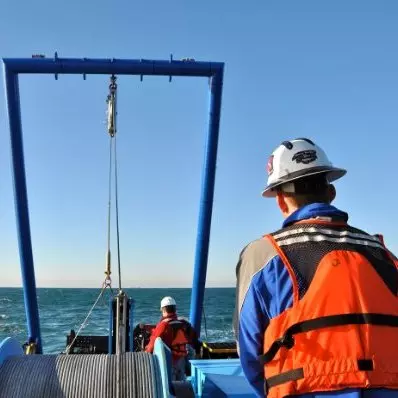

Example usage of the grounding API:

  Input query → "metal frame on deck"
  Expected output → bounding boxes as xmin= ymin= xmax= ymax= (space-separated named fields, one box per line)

xmin=2 ymin=55 xmax=224 ymax=353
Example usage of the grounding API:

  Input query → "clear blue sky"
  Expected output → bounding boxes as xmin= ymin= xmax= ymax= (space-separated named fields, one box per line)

xmin=1 ymin=1 xmax=398 ymax=288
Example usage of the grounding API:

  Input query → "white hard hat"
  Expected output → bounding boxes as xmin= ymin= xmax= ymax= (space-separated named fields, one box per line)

xmin=262 ymin=138 xmax=346 ymax=198
xmin=160 ymin=296 xmax=176 ymax=309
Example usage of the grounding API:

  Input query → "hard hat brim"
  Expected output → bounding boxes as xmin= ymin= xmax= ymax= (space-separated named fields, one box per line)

xmin=261 ymin=166 xmax=347 ymax=198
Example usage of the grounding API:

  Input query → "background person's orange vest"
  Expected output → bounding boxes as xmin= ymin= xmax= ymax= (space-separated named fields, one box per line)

xmin=162 ymin=318 xmax=190 ymax=359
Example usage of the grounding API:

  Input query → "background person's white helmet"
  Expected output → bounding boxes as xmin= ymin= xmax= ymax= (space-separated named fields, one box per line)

xmin=262 ymin=138 xmax=346 ymax=198
xmin=160 ymin=296 xmax=176 ymax=309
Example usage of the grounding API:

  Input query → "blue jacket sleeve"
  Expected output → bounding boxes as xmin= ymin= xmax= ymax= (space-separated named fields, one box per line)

xmin=238 ymin=281 xmax=270 ymax=397
xmin=238 ymin=255 xmax=294 ymax=397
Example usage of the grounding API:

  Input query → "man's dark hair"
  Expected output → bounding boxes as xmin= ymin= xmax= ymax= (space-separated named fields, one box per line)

xmin=279 ymin=174 xmax=331 ymax=206
xmin=164 ymin=305 xmax=176 ymax=314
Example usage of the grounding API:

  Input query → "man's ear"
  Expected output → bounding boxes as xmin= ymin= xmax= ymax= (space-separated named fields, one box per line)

xmin=277 ymin=191 xmax=289 ymax=214
xmin=328 ymin=184 xmax=336 ymax=203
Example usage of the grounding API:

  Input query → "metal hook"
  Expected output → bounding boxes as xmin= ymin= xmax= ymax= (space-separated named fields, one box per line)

xmin=109 ymin=74 xmax=117 ymax=95
xmin=83 ymin=58 xmax=87 ymax=80
xmin=139 ymin=58 xmax=144 ymax=81
xmin=54 ymin=51 xmax=59 ymax=80
xmin=169 ymin=53 xmax=173 ymax=82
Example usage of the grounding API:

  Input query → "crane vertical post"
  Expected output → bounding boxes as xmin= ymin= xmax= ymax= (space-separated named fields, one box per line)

xmin=189 ymin=68 xmax=224 ymax=334
xmin=3 ymin=66 xmax=42 ymax=353
xmin=108 ymin=295 xmax=114 ymax=354
xmin=129 ymin=298 xmax=134 ymax=351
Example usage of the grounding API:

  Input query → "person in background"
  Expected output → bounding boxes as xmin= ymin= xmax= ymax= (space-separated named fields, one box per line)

xmin=145 ymin=296 xmax=201 ymax=381
xmin=234 ymin=137 xmax=398 ymax=397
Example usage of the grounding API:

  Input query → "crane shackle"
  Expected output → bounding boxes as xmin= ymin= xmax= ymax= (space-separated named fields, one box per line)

xmin=106 ymin=75 xmax=117 ymax=137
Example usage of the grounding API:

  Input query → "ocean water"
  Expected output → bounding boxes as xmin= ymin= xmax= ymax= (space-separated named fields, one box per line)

xmin=0 ymin=287 xmax=236 ymax=354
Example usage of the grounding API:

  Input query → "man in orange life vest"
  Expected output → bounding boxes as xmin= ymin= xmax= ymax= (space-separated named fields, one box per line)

xmin=234 ymin=138 xmax=398 ymax=397
xmin=145 ymin=296 xmax=201 ymax=381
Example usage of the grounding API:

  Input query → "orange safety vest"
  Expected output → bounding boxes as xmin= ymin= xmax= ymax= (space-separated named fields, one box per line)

xmin=162 ymin=317 xmax=190 ymax=358
xmin=259 ymin=220 xmax=398 ymax=398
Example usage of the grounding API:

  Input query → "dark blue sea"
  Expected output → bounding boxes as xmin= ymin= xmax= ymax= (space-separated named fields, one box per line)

xmin=0 ymin=288 xmax=235 ymax=353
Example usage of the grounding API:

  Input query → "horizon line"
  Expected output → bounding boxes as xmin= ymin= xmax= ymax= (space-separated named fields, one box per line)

xmin=0 ymin=285 xmax=235 ymax=289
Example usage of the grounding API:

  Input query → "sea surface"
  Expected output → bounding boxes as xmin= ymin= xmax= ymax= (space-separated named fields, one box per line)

xmin=0 ymin=287 xmax=235 ymax=353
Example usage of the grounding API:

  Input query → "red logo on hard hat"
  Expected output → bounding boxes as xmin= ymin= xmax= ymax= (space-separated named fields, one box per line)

xmin=267 ymin=155 xmax=274 ymax=175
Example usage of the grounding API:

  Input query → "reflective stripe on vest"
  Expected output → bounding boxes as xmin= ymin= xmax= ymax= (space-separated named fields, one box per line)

xmin=259 ymin=221 xmax=398 ymax=398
